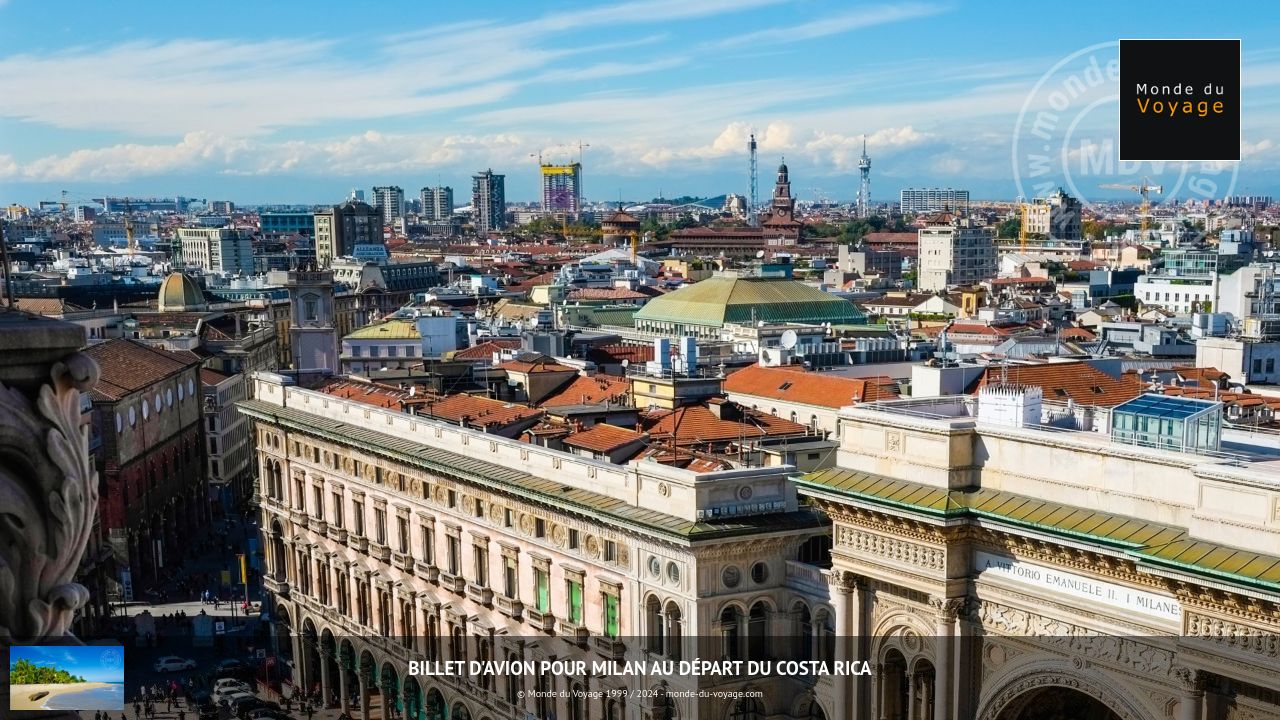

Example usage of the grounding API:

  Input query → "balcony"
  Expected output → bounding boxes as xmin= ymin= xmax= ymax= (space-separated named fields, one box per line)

xmin=593 ymin=636 xmax=625 ymax=661
xmin=466 ymin=583 xmax=494 ymax=607
xmin=524 ymin=608 xmax=556 ymax=633
xmin=416 ymin=562 xmax=439 ymax=583
xmin=558 ymin=619 xmax=589 ymax=647
xmin=495 ymin=595 xmax=523 ymax=621
xmin=369 ymin=542 xmax=392 ymax=563
xmin=289 ymin=508 xmax=307 ymax=525
xmin=327 ymin=526 xmax=348 ymax=543
xmin=439 ymin=571 xmax=466 ymax=595
xmin=785 ymin=560 xmax=830 ymax=597
xmin=349 ymin=535 xmax=369 ymax=553
xmin=394 ymin=552 xmax=415 ymax=573
xmin=308 ymin=518 xmax=328 ymax=534
xmin=263 ymin=573 xmax=290 ymax=597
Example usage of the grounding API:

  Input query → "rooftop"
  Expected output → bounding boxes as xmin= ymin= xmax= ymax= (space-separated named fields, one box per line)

xmin=343 ymin=318 xmax=421 ymax=341
xmin=723 ymin=364 xmax=899 ymax=409
xmin=83 ymin=338 xmax=201 ymax=401
xmin=633 ymin=274 xmax=866 ymax=328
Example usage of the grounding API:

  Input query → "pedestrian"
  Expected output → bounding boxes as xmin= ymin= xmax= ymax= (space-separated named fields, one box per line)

xmin=307 ymin=703 xmax=315 ymax=720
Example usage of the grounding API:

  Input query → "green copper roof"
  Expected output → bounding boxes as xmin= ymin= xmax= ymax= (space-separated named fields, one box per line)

xmin=343 ymin=319 xmax=421 ymax=340
xmin=634 ymin=275 xmax=866 ymax=328
xmin=239 ymin=399 xmax=822 ymax=543
xmin=798 ymin=467 xmax=1280 ymax=594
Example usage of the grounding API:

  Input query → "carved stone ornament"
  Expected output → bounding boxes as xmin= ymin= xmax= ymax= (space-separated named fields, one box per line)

xmin=0 ymin=312 xmax=101 ymax=643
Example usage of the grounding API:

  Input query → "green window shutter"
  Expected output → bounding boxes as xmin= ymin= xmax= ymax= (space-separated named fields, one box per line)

xmin=569 ymin=581 xmax=583 ymax=624
xmin=536 ymin=570 xmax=550 ymax=612
xmin=605 ymin=594 xmax=620 ymax=638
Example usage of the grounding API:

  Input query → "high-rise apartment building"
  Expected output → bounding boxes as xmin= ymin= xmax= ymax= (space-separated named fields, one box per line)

xmin=540 ymin=163 xmax=581 ymax=215
xmin=900 ymin=188 xmax=970 ymax=214
xmin=917 ymin=214 xmax=997 ymax=291
xmin=472 ymin=169 xmax=506 ymax=234
xmin=421 ymin=186 xmax=454 ymax=221
xmin=1022 ymin=188 xmax=1082 ymax=243
xmin=313 ymin=200 xmax=383 ymax=267
xmin=372 ymin=186 xmax=405 ymax=226
xmin=176 ymin=226 xmax=254 ymax=275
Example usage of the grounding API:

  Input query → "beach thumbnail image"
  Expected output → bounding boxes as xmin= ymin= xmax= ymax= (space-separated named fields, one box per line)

xmin=9 ymin=645 xmax=125 ymax=711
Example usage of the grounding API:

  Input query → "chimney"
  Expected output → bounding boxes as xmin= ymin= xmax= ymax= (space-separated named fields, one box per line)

xmin=977 ymin=384 xmax=1042 ymax=428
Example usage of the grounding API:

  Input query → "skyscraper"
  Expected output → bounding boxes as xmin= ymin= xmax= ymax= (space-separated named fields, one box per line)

xmin=313 ymin=200 xmax=383 ymax=267
xmin=540 ymin=162 xmax=581 ymax=215
xmin=421 ymin=186 xmax=454 ymax=221
xmin=372 ymin=186 xmax=404 ymax=225
xmin=472 ymin=169 xmax=506 ymax=234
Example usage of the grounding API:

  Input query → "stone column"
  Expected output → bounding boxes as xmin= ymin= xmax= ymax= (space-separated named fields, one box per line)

xmin=290 ymin=623 xmax=306 ymax=695
xmin=875 ymin=664 xmax=889 ymax=720
xmin=824 ymin=570 xmax=854 ymax=720
xmin=319 ymin=641 xmax=331 ymax=709
xmin=929 ymin=596 xmax=961 ymax=720
xmin=1176 ymin=667 xmax=1204 ymax=720
xmin=359 ymin=668 xmax=371 ymax=720
xmin=850 ymin=578 xmax=868 ymax=719
xmin=0 ymin=311 xmax=101 ymax=717
xmin=339 ymin=657 xmax=350 ymax=715
xmin=905 ymin=671 xmax=918 ymax=720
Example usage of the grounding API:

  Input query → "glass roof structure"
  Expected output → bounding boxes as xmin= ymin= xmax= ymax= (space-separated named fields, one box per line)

xmin=1110 ymin=393 xmax=1222 ymax=454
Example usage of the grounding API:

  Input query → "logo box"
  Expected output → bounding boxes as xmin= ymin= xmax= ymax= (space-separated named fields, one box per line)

xmin=1119 ymin=39 xmax=1240 ymax=161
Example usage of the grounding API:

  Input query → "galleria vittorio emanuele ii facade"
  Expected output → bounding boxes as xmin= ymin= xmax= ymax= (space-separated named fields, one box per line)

xmin=244 ymin=373 xmax=1280 ymax=720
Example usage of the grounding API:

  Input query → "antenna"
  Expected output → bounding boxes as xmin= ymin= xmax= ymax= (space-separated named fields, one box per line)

xmin=748 ymin=132 xmax=759 ymax=227
xmin=857 ymin=134 xmax=871 ymax=219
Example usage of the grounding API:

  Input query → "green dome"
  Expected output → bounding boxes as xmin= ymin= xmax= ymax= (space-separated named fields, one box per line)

xmin=158 ymin=272 xmax=206 ymax=312
xmin=634 ymin=274 xmax=865 ymax=329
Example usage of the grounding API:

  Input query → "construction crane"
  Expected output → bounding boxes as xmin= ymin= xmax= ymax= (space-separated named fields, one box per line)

xmin=1019 ymin=202 xmax=1029 ymax=252
xmin=1099 ymin=177 xmax=1162 ymax=241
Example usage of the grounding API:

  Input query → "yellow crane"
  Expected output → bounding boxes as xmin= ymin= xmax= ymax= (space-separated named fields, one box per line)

xmin=1019 ymin=202 xmax=1029 ymax=252
xmin=1099 ymin=177 xmax=1162 ymax=241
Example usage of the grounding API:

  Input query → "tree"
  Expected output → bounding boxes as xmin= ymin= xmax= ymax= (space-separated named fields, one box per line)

xmin=996 ymin=218 xmax=1021 ymax=239
xmin=9 ymin=658 xmax=87 ymax=685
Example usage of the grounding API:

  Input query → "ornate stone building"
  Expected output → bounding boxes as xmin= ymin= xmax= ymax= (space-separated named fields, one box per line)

xmin=798 ymin=386 xmax=1280 ymax=720
xmin=242 ymin=372 xmax=840 ymax=720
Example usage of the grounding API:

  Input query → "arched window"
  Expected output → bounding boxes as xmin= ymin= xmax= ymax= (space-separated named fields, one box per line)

xmin=452 ymin=703 xmax=472 ymax=720
xmin=664 ymin=601 xmax=683 ymax=661
xmin=815 ymin=610 xmax=834 ymax=665
xmin=646 ymin=596 xmax=664 ymax=654
xmin=569 ymin=682 xmax=586 ymax=720
xmin=790 ymin=411 xmax=798 ymax=423
xmin=793 ymin=602 xmax=812 ymax=662
xmin=729 ymin=698 xmax=762 ymax=720
xmin=652 ymin=687 xmax=676 ymax=720
xmin=719 ymin=606 xmax=743 ymax=662
xmin=748 ymin=602 xmax=769 ymax=661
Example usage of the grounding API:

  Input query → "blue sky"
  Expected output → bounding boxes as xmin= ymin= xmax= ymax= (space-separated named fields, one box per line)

xmin=0 ymin=0 xmax=1278 ymax=206
xmin=10 ymin=646 xmax=125 ymax=684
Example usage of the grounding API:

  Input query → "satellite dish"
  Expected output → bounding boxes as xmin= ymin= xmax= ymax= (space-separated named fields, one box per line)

xmin=780 ymin=329 xmax=799 ymax=350
xmin=621 ymin=359 xmax=630 ymax=368
xmin=755 ymin=250 xmax=766 ymax=259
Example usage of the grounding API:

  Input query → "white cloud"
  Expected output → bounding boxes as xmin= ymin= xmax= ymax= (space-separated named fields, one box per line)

xmin=0 ymin=0 xmax=777 ymax=139
xmin=711 ymin=3 xmax=948 ymax=49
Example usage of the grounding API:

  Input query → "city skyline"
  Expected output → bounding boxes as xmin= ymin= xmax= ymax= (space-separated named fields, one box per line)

xmin=1 ymin=0 xmax=1278 ymax=205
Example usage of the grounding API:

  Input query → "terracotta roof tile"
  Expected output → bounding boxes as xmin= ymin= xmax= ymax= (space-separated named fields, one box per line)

xmin=723 ymin=364 xmax=899 ymax=409
xmin=539 ymin=374 xmax=633 ymax=408
xmin=497 ymin=356 xmax=576 ymax=374
xmin=968 ymin=361 xmax=1143 ymax=407
xmin=640 ymin=404 xmax=810 ymax=445
xmin=413 ymin=393 xmax=543 ymax=428
xmin=452 ymin=339 xmax=522 ymax=361
xmin=563 ymin=423 xmax=648 ymax=453
xmin=83 ymin=338 xmax=201 ymax=401
xmin=320 ymin=379 xmax=411 ymax=409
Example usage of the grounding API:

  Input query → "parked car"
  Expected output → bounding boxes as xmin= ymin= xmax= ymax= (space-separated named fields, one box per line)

xmin=214 ymin=678 xmax=251 ymax=694
xmin=194 ymin=695 xmax=219 ymax=720
xmin=214 ymin=688 xmax=255 ymax=707
xmin=154 ymin=656 xmax=197 ymax=673
xmin=232 ymin=696 xmax=279 ymax=720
